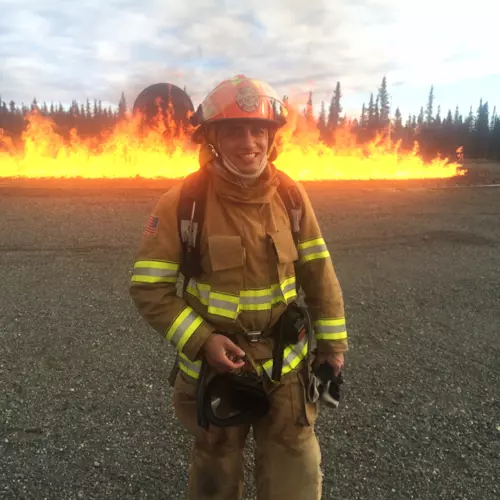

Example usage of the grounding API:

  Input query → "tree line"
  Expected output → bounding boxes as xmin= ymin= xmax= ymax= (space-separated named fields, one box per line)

xmin=1 ymin=78 xmax=499 ymax=162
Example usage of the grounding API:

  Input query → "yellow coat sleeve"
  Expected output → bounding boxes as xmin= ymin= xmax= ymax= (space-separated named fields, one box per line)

xmin=295 ymin=183 xmax=348 ymax=355
xmin=128 ymin=186 xmax=214 ymax=362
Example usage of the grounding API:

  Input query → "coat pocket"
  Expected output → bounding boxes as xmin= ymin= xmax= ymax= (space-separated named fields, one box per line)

xmin=207 ymin=235 xmax=244 ymax=319
xmin=208 ymin=235 xmax=244 ymax=272
xmin=268 ymin=229 xmax=299 ymax=264
xmin=267 ymin=230 xmax=298 ymax=304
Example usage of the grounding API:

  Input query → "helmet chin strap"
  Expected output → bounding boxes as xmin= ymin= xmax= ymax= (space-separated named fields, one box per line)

xmin=216 ymin=147 xmax=268 ymax=181
xmin=210 ymin=127 xmax=275 ymax=181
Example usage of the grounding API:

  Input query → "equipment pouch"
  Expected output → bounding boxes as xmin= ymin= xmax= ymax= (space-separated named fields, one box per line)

xmin=274 ymin=301 xmax=309 ymax=345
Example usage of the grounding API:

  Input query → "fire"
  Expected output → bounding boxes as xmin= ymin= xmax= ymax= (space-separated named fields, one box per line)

xmin=0 ymin=106 xmax=464 ymax=181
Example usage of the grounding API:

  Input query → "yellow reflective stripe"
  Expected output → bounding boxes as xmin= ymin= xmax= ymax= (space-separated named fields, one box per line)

xmin=281 ymin=338 xmax=308 ymax=375
xmin=131 ymin=260 xmax=179 ymax=284
xmin=178 ymin=338 xmax=308 ymax=381
xmin=187 ymin=278 xmax=297 ymax=316
xmin=210 ymin=291 xmax=239 ymax=304
xmin=314 ymin=318 xmax=347 ymax=340
xmin=178 ymin=353 xmax=201 ymax=379
xmin=301 ymin=251 xmax=330 ymax=263
xmin=131 ymin=260 xmax=179 ymax=283
xmin=281 ymin=276 xmax=297 ymax=302
xmin=298 ymin=238 xmax=324 ymax=250
xmin=187 ymin=279 xmax=210 ymax=305
xmin=208 ymin=291 xmax=239 ymax=319
xmin=298 ymin=237 xmax=330 ymax=263
xmin=131 ymin=275 xmax=177 ymax=284
xmin=261 ymin=337 xmax=308 ymax=380
xmin=240 ymin=288 xmax=270 ymax=297
xmin=316 ymin=331 xmax=347 ymax=340
xmin=134 ymin=260 xmax=179 ymax=270
xmin=165 ymin=307 xmax=203 ymax=352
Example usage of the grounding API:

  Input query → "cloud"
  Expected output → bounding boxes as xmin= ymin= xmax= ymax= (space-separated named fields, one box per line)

xmin=0 ymin=0 xmax=498 ymax=113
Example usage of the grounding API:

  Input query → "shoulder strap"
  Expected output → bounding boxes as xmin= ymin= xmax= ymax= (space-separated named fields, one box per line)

xmin=275 ymin=170 xmax=303 ymax=245
xmin=176 ymin=167 xmax=304 ymax=293
xmin=177 ymin=167 xmax=209 ymax=292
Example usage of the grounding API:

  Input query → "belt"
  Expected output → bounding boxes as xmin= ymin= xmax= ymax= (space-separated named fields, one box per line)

xmin=215 ymin=329 xmax=268 ymax=343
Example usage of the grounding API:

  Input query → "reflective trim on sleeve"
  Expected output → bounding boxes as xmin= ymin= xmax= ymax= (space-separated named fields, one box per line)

xmin=165 ymin=306 xmax=203 ymax=352
xmin=314 ymin=318 xmax=347 ymax=340
xmin=178 ymin=353 xmax=202 ymax=379
xmin=131 ymin=260 xmax=179 ymax=284
xmin=298 ymin=238 xmax=330 ymax=263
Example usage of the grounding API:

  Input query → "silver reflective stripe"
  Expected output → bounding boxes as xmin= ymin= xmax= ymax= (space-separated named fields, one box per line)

xmin=169 ymin=310 xmax=201 ymax=347
xmin=281 ymin=279 xmax=296 ymax=297
xmin=209 ymin=297 xmax=239 ymax=314
xmin=134 ymin=266 xmax=177 ymax=278
xmin=240 ymin=294 xmax=271 ymax=305
xmin=178 ymin=354 xmax=201 ymax=378
xmin=263 ymin=337 xmax=308 ymax=379
xmin=283 ymin=336 xmax=308 ymax=367
xmin=315 ymin=323 xmax=346 ymax=334
xmin=300 ymin=242 xmax=328 ymax=257
xmin=187 ymin=278 xmax=210 ymax=304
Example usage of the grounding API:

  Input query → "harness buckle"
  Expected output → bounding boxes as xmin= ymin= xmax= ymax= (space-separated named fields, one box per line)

xmin=245 ymin=330 xmax=263 ymax=343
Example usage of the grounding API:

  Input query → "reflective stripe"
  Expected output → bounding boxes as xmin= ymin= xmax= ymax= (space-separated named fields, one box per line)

xmin=165 ymin=307 xmax=203 ymax=352
xmin=131 ymin=260 xmax=179 ymax=284
xmin=186 ymin=277 xmax=297 ymax=318
xmin=298 ymin=238 xmax=330 ymax=263
xmin=187 ymin=279 xmax=210 ymax=304
xmin=209 ymin=292 xmax=239 ymax=319
xmin=280 ymin=276 xmax=297 ymax=302
xmin=240 ymin=289 xmax=272 ymax=311
xmin=314 ymin=318 xmax=347 ymax=340
xmin=180 ymin=337 xmax=308 ymax=381
xmin=178 ymin=353 xmax=202 ymax=378
xmin=260 ymin=336 xmax=308 ymax=380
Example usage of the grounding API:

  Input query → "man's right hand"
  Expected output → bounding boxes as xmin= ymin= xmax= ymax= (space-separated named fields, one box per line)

xmin=201 ymin=333 xmax=246 ymax=373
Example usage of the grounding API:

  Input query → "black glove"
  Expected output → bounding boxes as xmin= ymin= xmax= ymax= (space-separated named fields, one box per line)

xmin=313 ymin=362 xmax=344 ymax=408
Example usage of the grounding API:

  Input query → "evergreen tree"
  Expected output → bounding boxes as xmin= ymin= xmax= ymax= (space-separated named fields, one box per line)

xmin=394 ymin=107 xmax=402 ymax=129
xmin=317 ymin=100 xmax=327 ymax=136
xmin=327 ymin=82 xmax=342 ymax=131
xmin=445 ymin=109 xmax=453 ymax=126
xmin=417 ymin=107 xmax=424 ymax=127
xmin=368 ymin=93 xmax=375 ymax=127
xmin=305 ymin=91 xmax=314 ymax=123
xmin=377 ymin=76 xmax=390 ymax=126
xmin=435 ymin=105 xmax=441 ymax=126
xmin=360 ymin=102 xmax=367 ymax=127
xmin=425 ymin=85 xmax=434 ymax=125
xmin=118 ymin=92 xmax=127 ymax=119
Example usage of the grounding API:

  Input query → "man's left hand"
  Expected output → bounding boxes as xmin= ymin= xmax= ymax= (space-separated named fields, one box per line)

xmin=314 ymin=352 xmax=344 ymax=376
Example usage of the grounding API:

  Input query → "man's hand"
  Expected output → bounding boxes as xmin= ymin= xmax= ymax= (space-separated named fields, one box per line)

xmin=201 ymin=334 xmax=246 ymax=373
xmin=314 ymin=352 xmax=344 ymax=376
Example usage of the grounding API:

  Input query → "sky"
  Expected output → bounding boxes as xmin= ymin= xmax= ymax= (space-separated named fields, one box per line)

xmin=0 ymin=0 xmax=499 ymax=121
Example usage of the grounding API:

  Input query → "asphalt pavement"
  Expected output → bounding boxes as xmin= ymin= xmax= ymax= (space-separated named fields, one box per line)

xmin=1 ymin=182 xmax=499 ymax=499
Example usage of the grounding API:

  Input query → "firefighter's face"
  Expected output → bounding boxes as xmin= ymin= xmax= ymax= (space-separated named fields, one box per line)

xmin=217 ymin=121 xmax=269 ymax=173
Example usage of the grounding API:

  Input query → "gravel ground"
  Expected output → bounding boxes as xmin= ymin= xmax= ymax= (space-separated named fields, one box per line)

xmin=1 ymin=182 xmax=499 ymax=500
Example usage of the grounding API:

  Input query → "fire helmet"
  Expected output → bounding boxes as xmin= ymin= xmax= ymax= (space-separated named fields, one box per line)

xmin=191 ymin=75 xmax=288 ymax=143
xmin=197 ymin=366 xmax=270 ymax=429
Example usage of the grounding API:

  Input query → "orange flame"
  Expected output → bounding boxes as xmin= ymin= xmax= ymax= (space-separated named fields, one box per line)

xmin=0 ymin=106 xmax=464 ymax=181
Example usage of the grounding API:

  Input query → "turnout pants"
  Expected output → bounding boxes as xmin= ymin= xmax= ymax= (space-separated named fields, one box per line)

xmin=172 ymin=369 xmax=322 ymax=500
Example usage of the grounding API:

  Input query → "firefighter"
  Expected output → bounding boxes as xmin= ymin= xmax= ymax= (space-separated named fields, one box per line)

xmin=129 ymin=75 xmax=348 ymax=500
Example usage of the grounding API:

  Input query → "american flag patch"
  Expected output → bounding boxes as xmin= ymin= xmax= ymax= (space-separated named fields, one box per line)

xmin=144 ymin=215 xmax=159 ymax=237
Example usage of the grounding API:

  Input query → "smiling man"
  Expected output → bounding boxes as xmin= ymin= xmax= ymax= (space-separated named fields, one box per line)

xmin=129 ymin=75 xmax=348 ymax=500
